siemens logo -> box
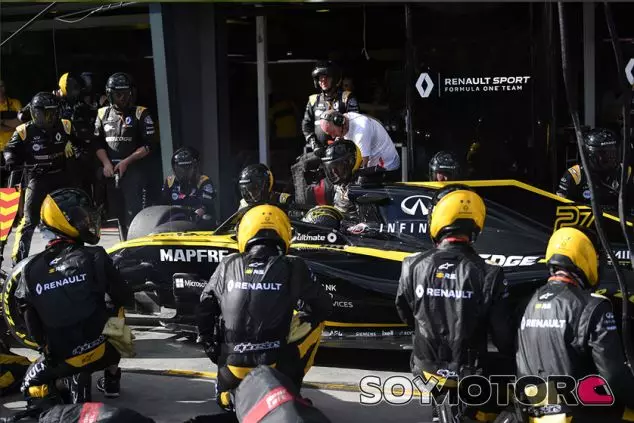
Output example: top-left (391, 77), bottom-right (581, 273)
top-left (160, 248), bottom-right (229, 263)
top-left (35, 273), bottom-right (87, 295)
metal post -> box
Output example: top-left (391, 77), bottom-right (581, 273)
top-left (403, 4), bottom-right (414, 182)
top-left (583, 2), bottom-right (595, 127)
top-left (256, 15), bottom-right (269, 166)
top-left (149, 4), bottom-right (173, 180)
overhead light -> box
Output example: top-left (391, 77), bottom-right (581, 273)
top-left (316, 9), bottom-right (330, 13)
top-left (286, 51), bottom-right (293, 56)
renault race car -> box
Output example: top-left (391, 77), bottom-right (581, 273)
top-left (3, 180), bottom-right (633, 350)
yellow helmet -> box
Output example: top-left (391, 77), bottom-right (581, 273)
top-left (58, 72), bottom-right (82, 99)
top-left (429, 185), bottom-right (486, 243)
top-left (546, 227), bottom-right (598, 287)
top-left (41, 188), bottom-right (101, 245)
top-left (237, 204), bottom-right (292, 253)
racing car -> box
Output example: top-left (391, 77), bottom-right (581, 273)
top-left (3, 179), bottom-right (633, 350)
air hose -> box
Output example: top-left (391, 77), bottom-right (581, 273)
top-left (557, 2), bottom-right (634, 377)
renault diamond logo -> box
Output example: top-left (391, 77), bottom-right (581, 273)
top-left (626, 58), bottom-right (634, 86)
top-left (35, 284), bottom-right (43, 295)
top-left (416, 73), bottom-right (434, 98)
top-left (401, 195), bottom-right (432, 216)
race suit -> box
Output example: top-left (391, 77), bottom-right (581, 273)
top-left (556, 164), bottom-right (633, 210)
top-left (516, 277), bottom-right (634, 420)
top-left (196, 245), bottom-right (332, 408)
top-left (395, 239), bottom-right (515, 415)
top-left (3, 120), bottom-right (77, 263)
top-left (162, 174), bottom-right (216, 212)
top-left (94, 105), bottom-right (156, 239)
top-left (301, 90), bottom-right (358, 149)
top-left (13, 240), bottom-right (130, 404)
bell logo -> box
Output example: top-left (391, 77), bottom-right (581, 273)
top-left (576, 375), bottom-right (614, 406)
top-left (401, 195), bottom-right (432, 216)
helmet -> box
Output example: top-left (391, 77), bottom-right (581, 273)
top-left (30, 92), bottom-right (59, 130)
top-left (321, 139), bottom-right (362, 185)
top-left (301, 205), bottom-right (344, 230)
top-left (546, 227), bottom-right (598, 287)
top-left (105, 72), bottom-right (134, 110)
top-left (58, 72), bottom-right (84, 102)
top-left (171, 146), bottom-right (201, 185)
top-left (583, 128), bottom-right (619, 172)
top-left (428, 184), bottom-right (486, 243)
top-left (237, 204), bottom-right (292, 253)
top-left (311, 61), bottom-right (342, 91)
top-left (239, 164), bottom-right (274, 205)
top-left (40, 188), bottom-right (101, 245)
top-left (429, 151), bottom-right (460, 181)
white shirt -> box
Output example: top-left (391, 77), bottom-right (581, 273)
top-left (344, 112), bottom-right (400, 171)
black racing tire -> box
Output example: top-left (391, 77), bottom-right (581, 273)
top-left (151, 220), bottom-right (199, 235)
top-left (126, 205), bottom-right (195, 240)
top-left (1, 264), bottom-right (39, 350)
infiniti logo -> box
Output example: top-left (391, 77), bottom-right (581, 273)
top-left (401, 195), bottom-right (432, 216)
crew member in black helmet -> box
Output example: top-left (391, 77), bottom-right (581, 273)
top-left (556, 127), bottom-right (633, 209)
top-left (238, 163), bottom-right (293, 210)
top-left (301, 61), bottom-right (359, 154)
top-left (429, 151), bottom-right (460, 182)
top-left (94, 72), bottom-right (157, 240)
top-left (162, 146), bottom-right (216, 226)
top-left (3, 92), bottom-right (78, 264)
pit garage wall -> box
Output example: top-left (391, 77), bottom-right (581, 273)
top-left (149, 3), bottom-right (235, 220)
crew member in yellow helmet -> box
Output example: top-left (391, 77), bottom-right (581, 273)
top-left (196, 204), bottom-right (332, 412)
top-left (396, 184), bottom-right (515, 422)
top-left (12, 188), bottom-right (130, 416)
top-left (512, 227), bottom-right (634, 422)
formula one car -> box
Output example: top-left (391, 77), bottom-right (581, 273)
top-left (3, 180), bottom-right (633, 350)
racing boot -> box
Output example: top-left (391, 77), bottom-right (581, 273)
top-left (97, 367), bottom-right (121, 398)
top-left (68, 372), bottom-right (92, 403)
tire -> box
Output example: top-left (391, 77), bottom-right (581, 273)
top-left (1, 262), bottom-right (39, 350)
top-left (126, 205), bottom-right (195, 240)
top-left (151, 220), bottom-right (199, 235)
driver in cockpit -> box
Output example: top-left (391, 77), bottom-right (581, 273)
top-left (238, 163), bottom-right (293, 210)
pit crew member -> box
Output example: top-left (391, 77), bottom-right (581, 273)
top-left (94, 72), bottom-right (157, 240)
top-left (3, 92), bottom-right (78, 264)
top-left (319, 109), bottom-right (400, 180)
top-left (396, 185), bottom-right (515, 421)
top-left (162, 146), bottom-right (216, 224)
top-left (514, 227), bottom-right (634, 421)
top-left (196, 204), bottom-right (332, 411)
top-left (556, 128), bottom-right (632, 209)
top-left (302, 61), bottom-right (358, 152)
top-left (14, 188), bottom-right (130, 414)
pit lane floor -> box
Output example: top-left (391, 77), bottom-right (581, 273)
top-left (1, 230), bottom-right (434, 422)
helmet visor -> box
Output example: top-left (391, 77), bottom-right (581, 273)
top-left (174, 162), bottom-right (197, 184)
top-left (239, 178), bottom-right (268, 204)
top-left (323, 157), bottom-right (353, 185)
top-left (32, 106), bottom-right (59, 129)
top-left (587, 145), bottom-right (619, 172)
top-left (109, 90), bottom-right (131, 109)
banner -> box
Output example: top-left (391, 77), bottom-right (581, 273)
top-left (0, 188), bottom-right (20, 242)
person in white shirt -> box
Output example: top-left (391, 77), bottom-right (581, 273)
top-left (319, 110), bottom-right (400, 177)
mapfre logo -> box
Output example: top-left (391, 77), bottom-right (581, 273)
top-left (401, 195), bottom-right (432, 216)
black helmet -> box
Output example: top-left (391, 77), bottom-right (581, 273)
top-left (40, 188), bottom-right (101, 245)
top-left (105, 72), bottom-right (134, 110)
top-left (583, 128), bottom-right (619, 172)
top-left (321, 139), bottom-right (362, 185)
top-left (239, 164), bottom-right (274, 205)
top-left (429, 151), bottom-right (460, 181)
top-left (302, 205), bottom-right (343, 230)
top-left (30, 92), bottom-right (59, 130)
top-left (171, 146), bottom-right (201, 185)
top-left (58, 72), bottom-right (84, 102)
top-left (311, 61), bottom-right (342, 91)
